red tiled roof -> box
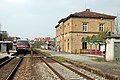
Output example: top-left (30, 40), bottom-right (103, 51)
top-left (34, 37), bottom-right (50, 42)
top-left (77, 9), bottom-right (115, 18)
top-left (64, 9), bottom-right (116, 22)
top-left (55, 9), bottom-right (116, 28)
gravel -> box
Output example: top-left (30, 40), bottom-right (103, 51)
top-left (48, 62), bottom-right (86, 80)
top-left (13, 57), bottom-right (32, 80)
top-left (31, 58), bottom-right (60, 80)
top-left (63, 62), bottom-right (107, 80)
top-left (40, 49), bottom-right (120, 77)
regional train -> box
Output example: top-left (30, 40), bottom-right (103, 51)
top-left (16, 39), bottom-right (30, 52)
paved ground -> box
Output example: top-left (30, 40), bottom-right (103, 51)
top-left (0, 50), bottom-right (16, 59)
top-left (38, 49), bottom-right (120, 78)
top-left (0, 53), bottom-right (11, 59)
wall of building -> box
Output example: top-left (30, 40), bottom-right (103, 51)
top-left (72, 18), bottom-right (114, 32)
top-left (56, 17), bottom-right (115, 53)
top-left (106, 38), bottom-right (120, 61)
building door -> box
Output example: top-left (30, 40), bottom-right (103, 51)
top-left (82, 42), bottom-right (87, 49)
top-left (114, 42), bottom-right (120, 60)
top-left (99, 43), bottom-right (105, 52)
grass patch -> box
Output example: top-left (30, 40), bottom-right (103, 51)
top-left (90, 56), bottom-right (104, 62)
top-left (111, 61), bottom-right (120, 64)
top-left (42, 52), bottom-right (51, 56)
top-left (53, 56), bottom-right (66, 62)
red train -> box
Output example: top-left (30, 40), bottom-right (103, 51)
top-left (16, 39), bottom-right (30, 52)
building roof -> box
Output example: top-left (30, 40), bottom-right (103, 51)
top-left (34, 37), bottom-right (52, 43)
top-left (55, 24), bottom-right (59, 28)
top-left (64, 9), bottom-right (116, 22)
top-left (0, 41), bottom-right (13, 43)
top-left (58, 18), bottom-right (66, 23)
top-left (55, 9), bottom-right (116, 28)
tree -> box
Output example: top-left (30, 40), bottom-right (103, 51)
top-left (0, 31), bottom-right (8, 41)
top-left (32, 41), bottom-right (47, 48)
top-left (50, 40), bottom-right (56, 46)
top-left (99, 32), bottom-right (107, 42)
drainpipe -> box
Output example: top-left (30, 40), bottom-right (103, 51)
top-left (110, 20), bottom-right (112, 36)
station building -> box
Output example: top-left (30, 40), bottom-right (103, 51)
top-left (55, 9), bottom-right (116, 53)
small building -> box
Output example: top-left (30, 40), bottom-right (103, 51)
top-left (106, 34), bottom-right (120, 61)
top-left (0, 41), bottom-right (13, 53)
top-left (55, 9), bottom-right (116, 53)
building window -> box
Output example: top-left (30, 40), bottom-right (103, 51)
top-left (83, 23), bottom-right (87, 32)
top-left (99, 24), bottom-right (104, 32)
top-left (75, 24), bottom-right (77, 27)
top-left (68, 39), bottom-right (69, 50)
top-left (64, 25), bottom-right (66, 28)
top-left (68, 43), bottom-right (69, 50)
top-left (82, 42), bottom-right (87, 49)
top-left (67, 23), bottom-right (70, 26)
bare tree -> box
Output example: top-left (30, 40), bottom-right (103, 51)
top-left (115, 13), bottom-right (120, 34)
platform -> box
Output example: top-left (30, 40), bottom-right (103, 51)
top-left (0, 51), bottom-right (16, 59)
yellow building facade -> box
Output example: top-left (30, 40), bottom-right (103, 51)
top-left (55, 9), bottom-right (116, 53)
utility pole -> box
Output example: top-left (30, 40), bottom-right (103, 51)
top-left (0, 24), bottom-right (1, 34)
top-left (0, 24), bottom-right (3, 41)
top-left (0, 24), bottom-right (3, 52)
top-left (0, 24), bottom-right (1, 41)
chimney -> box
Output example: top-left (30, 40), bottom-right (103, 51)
top-left (86, 9), bottom-right (90, 12)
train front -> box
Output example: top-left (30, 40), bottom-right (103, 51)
top-left (16, 40), bottom-right (30, 52)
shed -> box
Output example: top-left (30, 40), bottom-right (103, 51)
top-left (0, 41), bottom-right (13, 53)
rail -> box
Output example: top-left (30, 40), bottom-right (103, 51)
top-left (41, 58), bottom-right (65, 80)
top-left (33, 50), bottom-right (94, 80)
top-left (0, 57), bottom-right (14, 68)
top-left (6, 58), bottom-right (23, 80)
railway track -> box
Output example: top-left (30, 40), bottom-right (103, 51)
top-left (33, 50), bottom-right (107, 80)
top-left (0, 57), bottom-right (14, 68)
top-left (6, 58), bottom-right (23, 80)
top-left (0, 50), bottom-right (108, 80)
top-left (0, 54), bottom-right (24, 80)
top-left (41, 57), bottom-right (88, 80)
top-left (13, 54), bottom-right (32, 80)
top-left (0, 53), bottom-right (18, 68)
top-left (31, 55), bottom-right (60, 80)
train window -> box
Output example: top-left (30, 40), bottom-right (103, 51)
top-left (18, 41), bottom-right (28, 46)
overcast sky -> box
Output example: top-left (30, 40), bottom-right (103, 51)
top-left (0, 0), bottom-right (120, 39)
